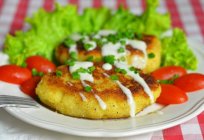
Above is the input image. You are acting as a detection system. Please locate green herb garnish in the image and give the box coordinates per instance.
[70,51,77,60]
[32,68,38,76]
[110,75,119,81]
[118,47,125,53]
[115,68,127,74]
[86,56,94,61]
[72,71,80,80]
[148,53,155,59]
[56,70,62,77]
[120,40,126,45]
[103,55,115,64]
[129,66,138,74]
[31,68,44,76]
[65,59,75,66]
[64,38,75,47]
[84,43,93,50]
[84,86,92,92]
[158,74,179,84]
[88,66,95,73]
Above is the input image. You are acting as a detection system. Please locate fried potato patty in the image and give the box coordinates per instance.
[36,63,161,119]
[55,35,161,73]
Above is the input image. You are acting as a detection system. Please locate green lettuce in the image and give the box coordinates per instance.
[141,0,171,37]
[161,28,197,70]
[3,0,197,70]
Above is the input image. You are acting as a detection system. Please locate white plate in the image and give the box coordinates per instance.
[1,39,204,137]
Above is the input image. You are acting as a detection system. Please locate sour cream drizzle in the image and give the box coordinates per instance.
[69,61,94,85]
[69,44,78,54]
[103,72,135,116]
[116,81,135,117]
[114,62,154,103]
[67,30,154,115]
[102,63,112,70]
[94,94,107,110]
[79,92,87,101]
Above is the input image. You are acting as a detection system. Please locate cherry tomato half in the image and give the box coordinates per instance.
[20,76,41,98]
[174,73,204,92]
[151,66,187,80]
[0,64,32,84]
[156,84,188,105]
[26,55,56,73]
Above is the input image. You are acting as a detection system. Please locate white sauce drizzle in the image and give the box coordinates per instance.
[101,42,126,60]
[102,72,135,117]
[94,94,107,110]
[126,39,147,68]
[69,44,78,54]
[96,30,116,36]
[102,63,112,70]
[116,81,135,117]
[79,92,87,101]
[70,33,82,41]
[69,61,94,84]
[114,62,154,103]
[83,40,97,51]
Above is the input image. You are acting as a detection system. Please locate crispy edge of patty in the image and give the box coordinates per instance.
[36,64,161,119]
[55,35,161,73]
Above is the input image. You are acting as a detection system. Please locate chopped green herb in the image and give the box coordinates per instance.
[21,62,27,68]
[119,56,126,62]
[38,72,44,77]
[120,40,126,45]
[117,47,125,53]
[110,75,119,81]
[158,74,179,84]
[72,71,80,80]
[103,55,115,64]
[124,30,135,39]
[32,68,38,76]
[84,86,92,92]
[93,38,105,47]
[88,66,95,73]
[56,70,62,77]
[148,53,155,59]
[77,67,88,73]
[84,43,93,50]
[115,68,127,74]
[65,59,75,66]
[106,34,118,44]
[129,66,138,74]
[31,68,44,76]
[69,51,77,60]
[86,56,94,61]
[64,38,75,47]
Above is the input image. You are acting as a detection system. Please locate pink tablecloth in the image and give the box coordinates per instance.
[0,0,203,140]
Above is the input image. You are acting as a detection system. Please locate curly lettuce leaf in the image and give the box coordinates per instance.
[161,28,197,70]
[104,7,144,35]
[4,4,110,66]
[4,4,80,65]
[4,0,195,70]
[141,0,171,37]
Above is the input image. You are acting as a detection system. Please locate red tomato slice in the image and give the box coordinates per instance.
[156,84,188,105]
[26,55,56,73]
[151,66,187,80]
[0,65,32,84]
[174,73,204,92]
[20,76,41,98]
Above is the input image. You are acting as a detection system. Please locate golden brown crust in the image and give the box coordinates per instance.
[36,64,161,119]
